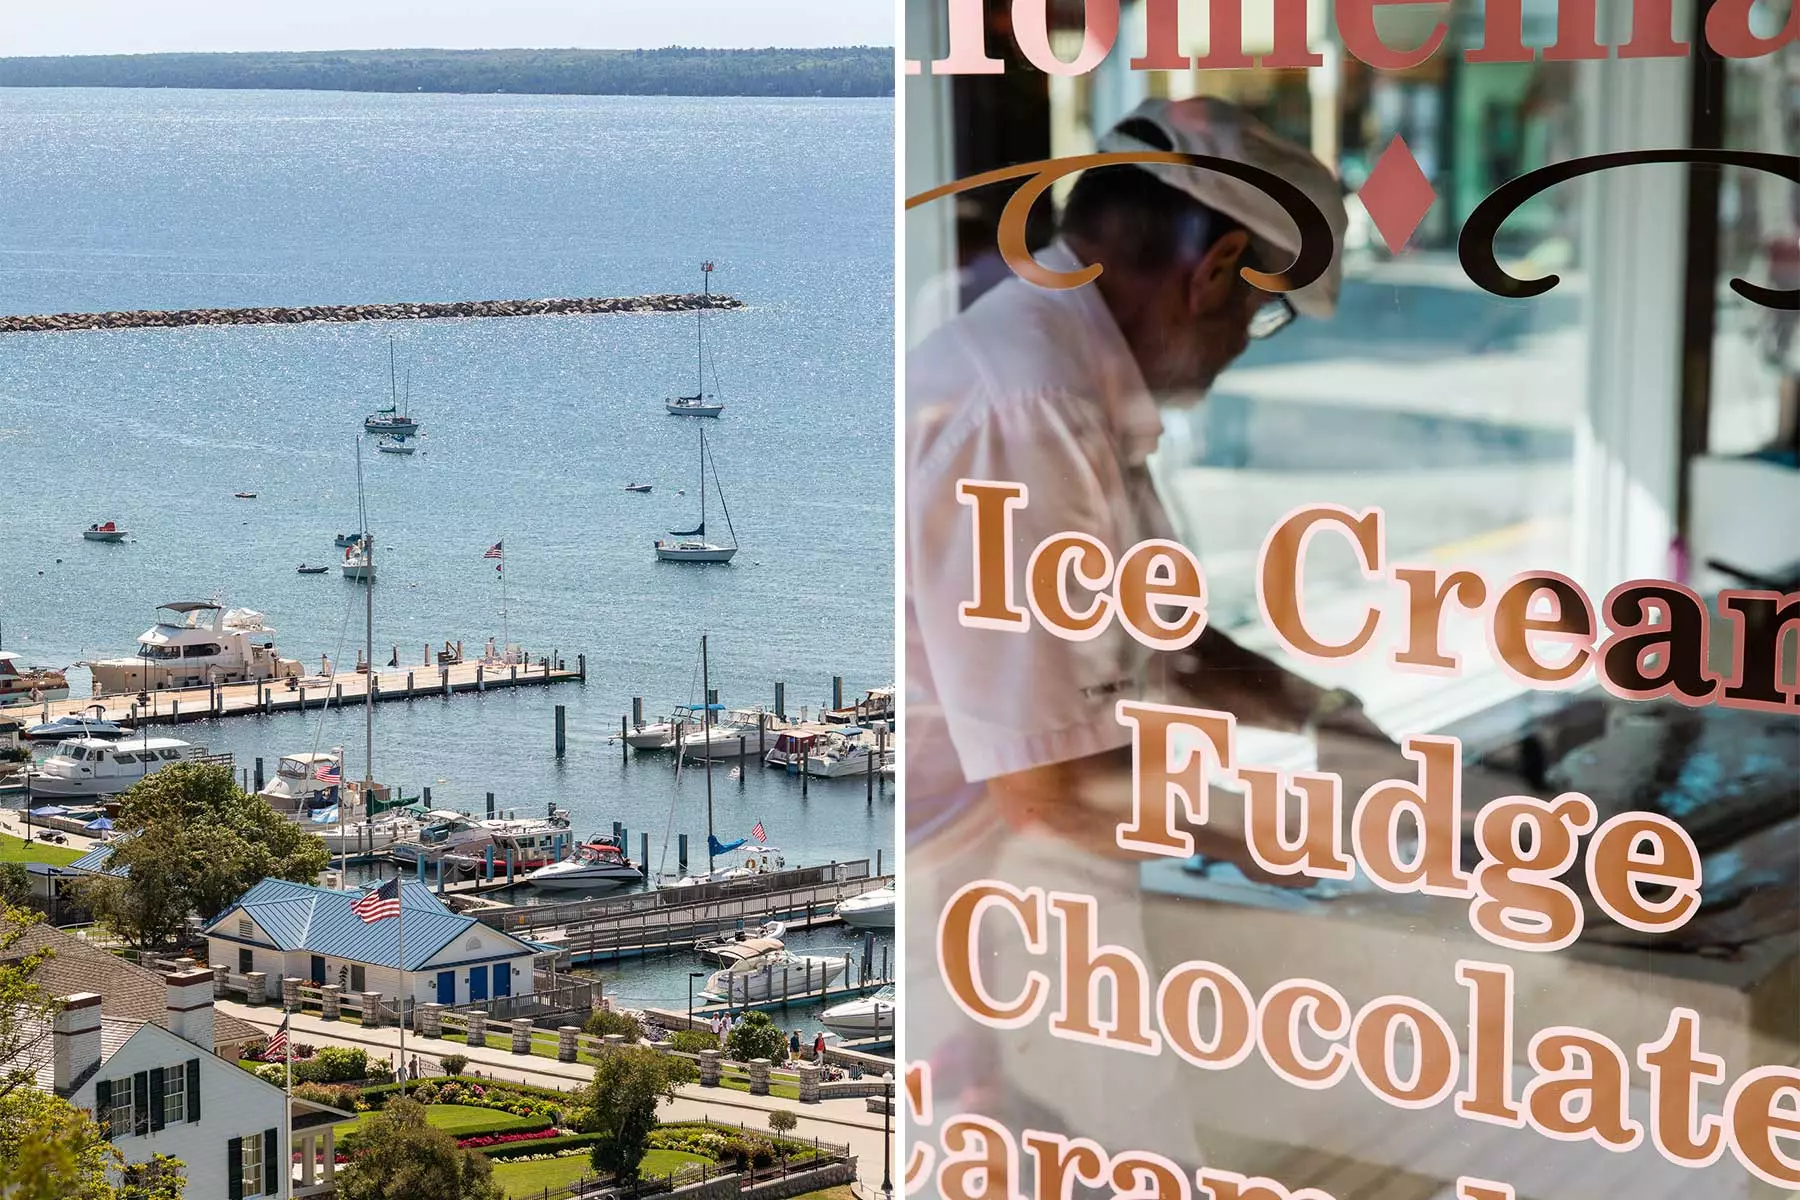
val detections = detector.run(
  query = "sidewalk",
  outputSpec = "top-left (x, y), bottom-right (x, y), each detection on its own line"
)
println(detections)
top-left (218, 999), bottom-right (895, 1193)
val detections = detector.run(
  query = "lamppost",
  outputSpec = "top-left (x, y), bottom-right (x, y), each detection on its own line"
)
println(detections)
top-left (688, 971), bottom-right (705, 1026)
top-left (879, 1070), bottom-right (894, 1199)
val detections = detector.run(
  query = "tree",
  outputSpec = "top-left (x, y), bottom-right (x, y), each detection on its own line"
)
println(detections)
top-left (577, 1046), bottom-right (695, 1183)
top-left (583, 1008), bottom-right (642, 1042)
top-left (335, 1099), bottom-right (502, 1200)
top-left (0, 901), bottom-right (57, 1100)
top-left (766, 1109), bottom-right (798, 1165)
top-left (0, 863), bottom-right (31, 911)
top-left (72, 764), bottom-right (329, 949)
top-left (724, 1011), bottom-right (787, 1065)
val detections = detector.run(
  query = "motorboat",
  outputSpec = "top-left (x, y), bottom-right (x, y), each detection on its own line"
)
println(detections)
top-left (297, 565), bottom-right (329, 575)
top-left (30, 735), bottom-right (212, 798)
top-left (387, 810), bottom-right (495, 866)
top-left (764, 730), bottom-right (821, 770)
top-left (341, 537), bottom-right (375, 583)
top-left (694, 921), bottom-right (787, 965)
top-left (409, 808), bottom-right (574, 871)
top-left (678, 715), bottom-right (776, 762)
top-left (375, 436), bottom-right (416, 455)
top-left (624, 483), bottom-right (653, 493)
top-left (257, 749), bottom-right (344, 811)
top-left (82, 522), bottom-right (127, 543)
top-left (234, 492), bottom-right (257, 499)
top-left (804, 731), bottom-right (881, 779)
top-left (665, 396), bottom-right (724, 417)
top-left (23, 714), bottom-right (127, 742)
top-left (671, 844), bottom-right (785, 887)
top-left (88, 602), bottom-right (300, 695)
top-left (0, 652), bottom-right (70, 709)
top-left (654, 424), bottom-right (737, 563)
top-left (523, 838), bottom-right (642, 890)
top-left (702, 947), bottom-right (847, 1004)
top-left (834, 884), bottom-right (896, 930)
top-left (820, 988), bottom-right (896, 1040)
top-left (823, 686), bottom-right (895, 726)
top-left (622, 704), bottom-right (715, 751)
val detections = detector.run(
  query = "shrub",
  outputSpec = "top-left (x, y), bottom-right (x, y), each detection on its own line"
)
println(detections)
top-left (669, 1030), bottom-right (717, 1054)
top-left (292, 1082), bottom-right (363, 1111)
top-left (439, 1053), bottom-right (470, 1076)
top-left (584, 1008), bottom-right (642, 1042)
top-left (479, 1132), bottom-right (607, 1161)
top-left (767, 1110), bottom-right (798, 1137)
top-left (457, 1127), bottom-right (561, 1150)
top-left (724, 1011), bottom-right (787, 1064)
top-left (312, 1045), bottom-right (370, 1082)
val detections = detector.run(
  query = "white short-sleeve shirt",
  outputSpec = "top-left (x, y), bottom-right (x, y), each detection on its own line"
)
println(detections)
top-left (906, 240), bottom-right (1175, 846)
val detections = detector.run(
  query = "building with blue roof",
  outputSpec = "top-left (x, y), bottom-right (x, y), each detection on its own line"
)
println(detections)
top-left (201, 878), bottom-right (547, 1009)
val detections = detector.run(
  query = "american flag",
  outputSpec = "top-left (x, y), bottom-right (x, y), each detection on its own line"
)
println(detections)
top-left (350, 877), bottom-right (402, 924)
top-left (750, 820), bottom-right (765, 844)
top-left (266, 1019), bottom-right (289, 1061)
top-left (484, 541), bottom-right (504, 575)
top-left (702, 262), bottom-right (714, 273)
top-left (313, 760), bottom-right (341, 784)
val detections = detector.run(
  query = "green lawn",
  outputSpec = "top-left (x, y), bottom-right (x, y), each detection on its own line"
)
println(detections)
top-left (0, 832), bottom-right (83, 867)
top-left (490, 1149), bottom-right (708, 1198)
top-left (336, 1103), bottom-right (534, 1139)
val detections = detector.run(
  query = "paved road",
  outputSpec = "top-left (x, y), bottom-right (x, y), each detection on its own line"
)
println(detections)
top-left (219, 1000), bottom-right (896, 1196)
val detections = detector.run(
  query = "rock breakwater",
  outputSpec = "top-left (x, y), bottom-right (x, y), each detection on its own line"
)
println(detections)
top-left (0, 292), bottom-right (743, 334)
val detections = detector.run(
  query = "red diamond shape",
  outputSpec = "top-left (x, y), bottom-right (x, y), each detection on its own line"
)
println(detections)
top-left (1357, 136), bottom-right (1436, 255)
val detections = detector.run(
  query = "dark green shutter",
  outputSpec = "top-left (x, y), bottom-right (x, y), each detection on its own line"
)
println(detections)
top-left (186, 1059), bottom-right (201, 1123)
top-left (132, 1071), bottom-right (149, 1137)
top-left (262, 1128), bottom-right (277, 1196)
top-left (227, 1136), bottom-right (243, 1200)
top-left (148, 1066), bottom-right (165, 1132)
top-left (93, 1079), bottom-right (112, 1137)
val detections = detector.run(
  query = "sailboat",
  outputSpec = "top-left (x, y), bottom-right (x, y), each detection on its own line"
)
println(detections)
top-left (665, 262), bottom-right (725, 416)
top-left (364, 340), bottom-right (419, 435)
top-left (341, 449), bottom-right (376, 583)
top-left (654, 423), bottom-right (737, 563)
top-left (664, 635), bottom-right (774, 887)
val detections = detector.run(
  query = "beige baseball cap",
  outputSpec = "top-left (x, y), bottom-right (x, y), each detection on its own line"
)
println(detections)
top-left (1096, 96), bottom-right (1347, 320)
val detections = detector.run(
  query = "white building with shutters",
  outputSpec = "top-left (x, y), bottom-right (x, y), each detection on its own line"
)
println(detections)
top-left (31, 968), bottom-right (347, 1198)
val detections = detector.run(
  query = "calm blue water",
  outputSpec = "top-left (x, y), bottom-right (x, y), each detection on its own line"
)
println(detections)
top-left (0, 88), bottom-right (895, 1015)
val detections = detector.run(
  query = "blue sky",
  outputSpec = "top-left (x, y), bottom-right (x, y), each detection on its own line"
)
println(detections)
top-left (0, 1), bottom-right (894, 55)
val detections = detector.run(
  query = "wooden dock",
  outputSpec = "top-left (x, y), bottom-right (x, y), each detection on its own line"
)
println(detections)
top-left (27, 654), bottom-right (585, 729)
top-left (478, 860), bottom-right (891, 965)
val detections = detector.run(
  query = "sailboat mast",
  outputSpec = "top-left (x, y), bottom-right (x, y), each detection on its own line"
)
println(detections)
top-left (388, 339), bottom-right (397, 411)
top-left (696, 267), bottom-right (705, 397)
top-left (698, 425), bottom-right (707, 534)
top-left (702, 634), bottom-right (714, 874)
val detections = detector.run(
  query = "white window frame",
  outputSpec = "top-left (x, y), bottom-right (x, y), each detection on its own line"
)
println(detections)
top-left (107, 1080), bottom-right (134, 1140)
top-left (240, 1131), bottom-right (265, 1198)
top-left (161, 1066), bottom-right (185, 1126)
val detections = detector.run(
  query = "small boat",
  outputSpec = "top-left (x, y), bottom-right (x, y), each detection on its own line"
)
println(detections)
top-left (82, 522), bottom-right (127, 543)
top-left (376, 437), bottom-right (416, 455)
top-left (234, 492), bottom-right (257, 499)
top-left (23, 714), bottom-right (127, 742)
top-left (764, 730), bottom-right (820, 770)
top-left (834, 883), bottom-right (896, 930)
top-left (820, 988), bottom-right (896, 1040)
top-left (30, 735), bottom-right (212, 798)
top-left (694, 921), bottom-right (788, 965)
top-left (804, 730), bottom-right (881, 778)
top-left (297, 564), bottom-right (329, 575)
top-left (523, 838), bottom-right (642, 890)
top-left (624, 483), bottom-right (653, 494)
top-left (655, 424), bottom-right (737, 563)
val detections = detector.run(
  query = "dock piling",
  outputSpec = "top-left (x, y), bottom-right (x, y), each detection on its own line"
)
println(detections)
top-left (554, 705), bottom-right (566, 758)
top-left (442, 668), bottom-right (450, 698)
top-left (422, 786), bottom-right (432, 806)
top-left (866, 744), bottom-right (874, 801)
top-left (876, 849), bottom-right (882, 876)
top-left (640, 833), bottom-right (649, 878)
top-left (476, 666), bottom-right (485, 692)
top-left (505, 850), bottom-right (515, 886)
top-left (738, 737), bottom-right (747, 782)
top-left (775, 682), bottom-right (785, 721)
top-left (631, 697), bottom-right (643, 728)
top-left (406, 671), bottom-right (414, 698)
top-left (578, 653), bottom-right (586, 682)
top-left (486, 793), bottom-right (496, 819)
top-left (758, 712), bottom-right (766, 757)
top-left (678, 834), bottom-right (688, 875)
top-left (254, 757), bottom-right (265, 792)
top-left (621, 716), bottom-right (628, 765)
top-left (833, 677), bottom-right (843, 710)
top-left (612, 821), bottom-right (623, 845)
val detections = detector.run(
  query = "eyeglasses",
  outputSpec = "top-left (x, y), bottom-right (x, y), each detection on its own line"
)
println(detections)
top-left (1248, 294), bottom-right (1296, 340)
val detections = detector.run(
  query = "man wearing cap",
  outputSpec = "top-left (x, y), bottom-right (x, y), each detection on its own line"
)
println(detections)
top-left (905, 98), bottom-right (1399, 1168)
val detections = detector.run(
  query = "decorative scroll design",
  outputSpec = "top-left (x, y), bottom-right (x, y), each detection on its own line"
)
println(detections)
top-left (905, 151), bottom-right (1335, 294)
top-left (1460, 149), bottom-right (1800, 311)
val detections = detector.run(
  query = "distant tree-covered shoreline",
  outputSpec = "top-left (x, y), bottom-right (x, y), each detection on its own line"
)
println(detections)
top-left (0, 46), bottom-right (894, 98)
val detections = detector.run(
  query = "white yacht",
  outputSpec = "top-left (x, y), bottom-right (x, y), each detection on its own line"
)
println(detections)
top-left (30, 736), bottom-right (211, 798)
top-left (0, 652), bottom-right (69, 709)
top-left (523, 839), bottom-right (642, 890)
top-left (88, 602), bottom-right (300, 695)
top-left (623, 704), bottom-right (719, 751)
top-left (702, 947), bottom-right (847, 1004)
top-left (258, 749), bottom-right (344, 812)
top-left (387, 810), bottom-right (496, 865)
top-left (443, 811), bottom-right (575, 874)
top-left (820, 988), bottom-right (896, 1040)
top-left (678, 715), bottom-right (775, 761)
top-left (694, 922), bottom-right (787, 965)
top-left (804, 731), bottom-right (881, 779)
top-left (341, 537), bottom-right (376, 583)
top-left (834, 884), bottom-right (896, 930)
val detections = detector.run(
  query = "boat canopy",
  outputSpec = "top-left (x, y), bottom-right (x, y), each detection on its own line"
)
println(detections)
top-left (708, 834), bottom-right (748, 856)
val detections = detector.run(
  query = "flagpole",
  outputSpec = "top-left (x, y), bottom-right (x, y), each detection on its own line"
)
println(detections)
top-left (282, 1007), bottom-right (292, 1167)
top-left (396, 886), bottom-right (407, 1099)
top-left (499, 541), bottom-right (508, 660)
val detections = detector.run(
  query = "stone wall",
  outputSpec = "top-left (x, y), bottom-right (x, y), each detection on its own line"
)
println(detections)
top-left (662, 1159), bottom-right (856, 1200)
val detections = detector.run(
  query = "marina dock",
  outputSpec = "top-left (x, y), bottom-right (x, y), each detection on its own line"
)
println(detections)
top-left (22, 654), bottom-right (585, 729)
top-left (477, 860), bottom-right (891, 965)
